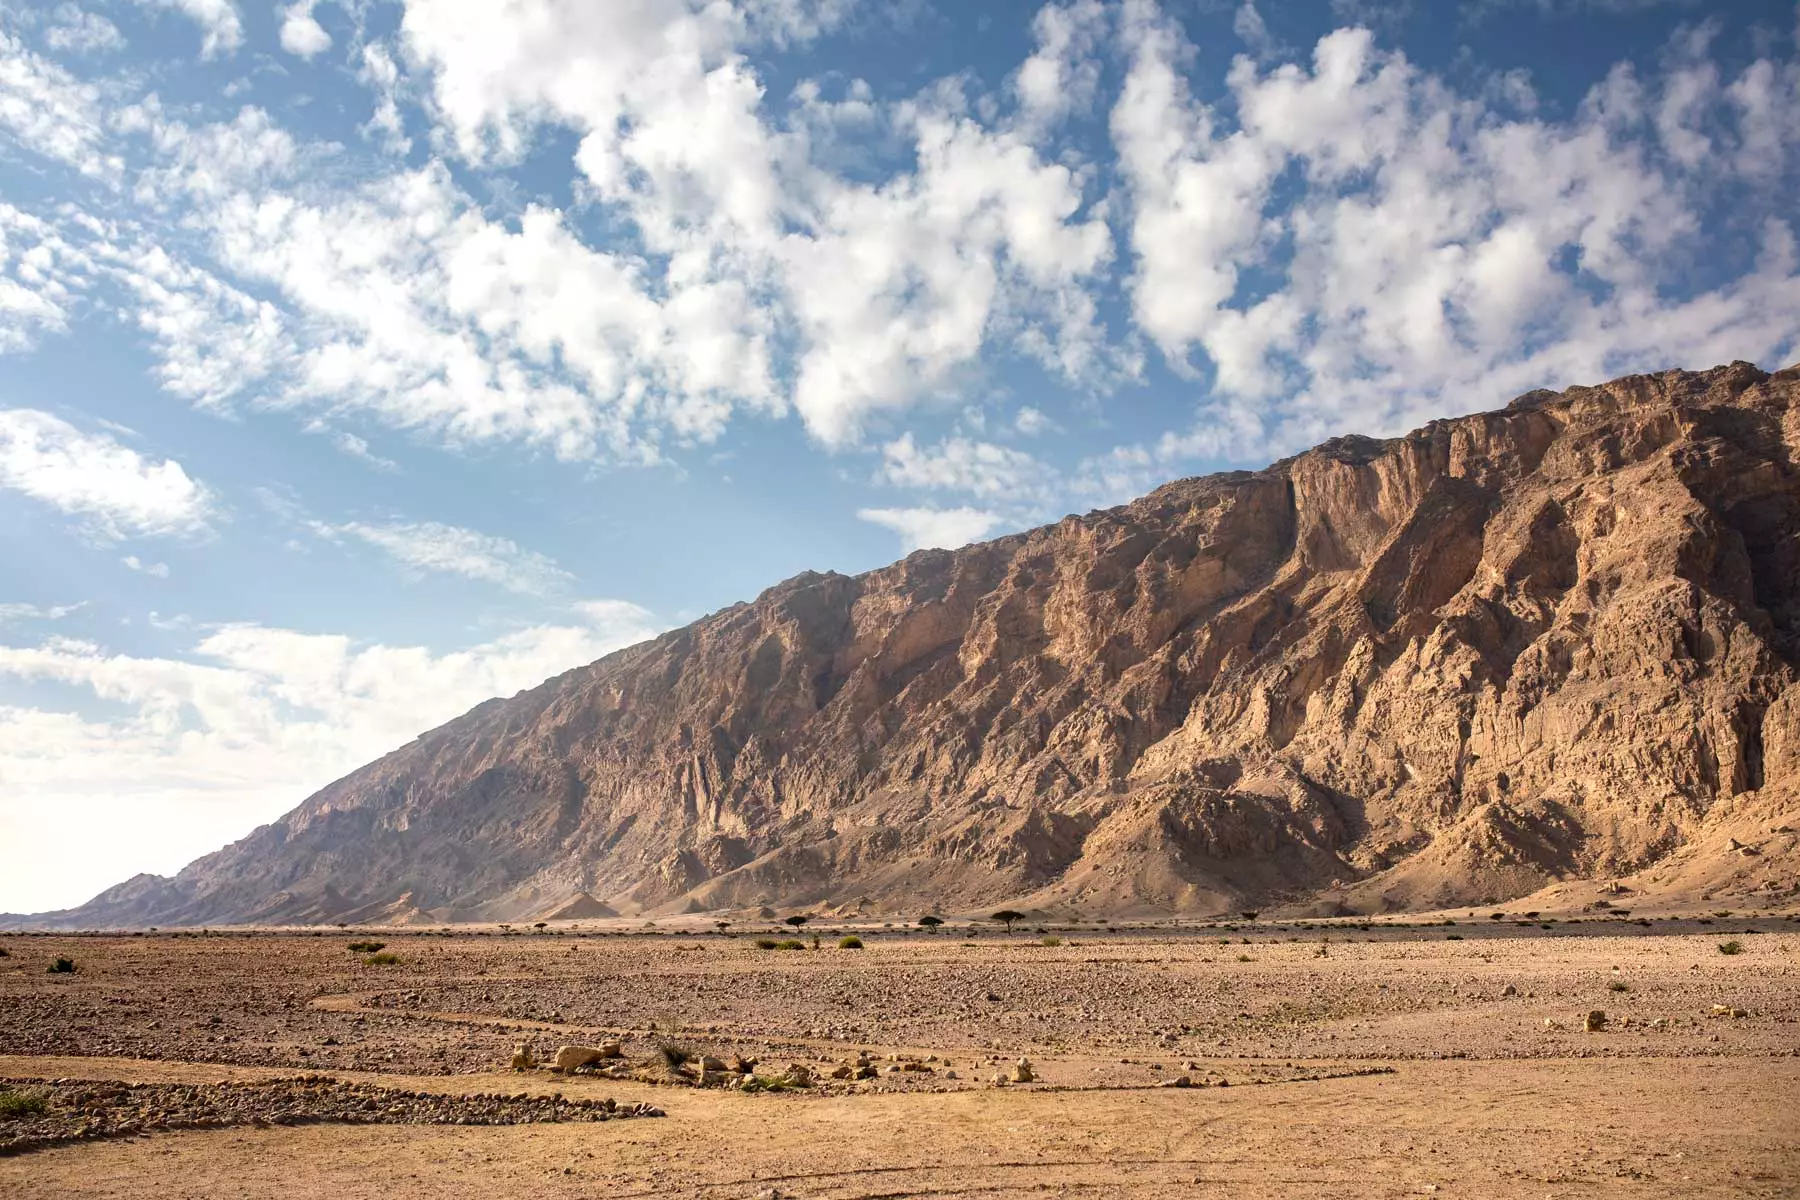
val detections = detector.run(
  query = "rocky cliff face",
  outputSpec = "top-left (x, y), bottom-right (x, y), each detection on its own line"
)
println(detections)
top-left (17, 362), bottom-right (1800, 926)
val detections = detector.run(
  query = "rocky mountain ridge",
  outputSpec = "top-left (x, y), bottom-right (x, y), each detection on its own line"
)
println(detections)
top-left (11, 361), bottom-right (1800, 927)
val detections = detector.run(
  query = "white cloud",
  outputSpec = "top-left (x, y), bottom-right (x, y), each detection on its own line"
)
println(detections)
top-left (0, 601), bottom-right (83, 624)
top-left (875, 432), bottom-right (1057, 503)
top-left (0, 409), bottom-right (215, 539)
top-left (1013, 1), bottom-right (1109, 129)
top-left (857, 505), bottom-right (1003, 552)
top-left (43, 5), bottom-right (126, 55)
top-left (128, 0), bottom-right (242, 59)
top-left (1109, 2), bottom-right (1800, 459)
top-left (0, 599), bottom-right (661, 911)
top-left (322, 519), bottom-right (572, 596)
top-left (1013, 405), bottom-right (1057, 436)
top-left (0, 30), bottom-right (123, 180)
top-left (277, 1), bottom-right (331, 58)
top-left (121, 554), bottom-right (171, 578)
top-left (1233, 2), bottom-right (1286, 63)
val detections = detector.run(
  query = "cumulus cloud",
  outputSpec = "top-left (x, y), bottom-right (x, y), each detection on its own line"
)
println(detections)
top-left (0, 409), bottom-right (214, 539)
top-left (1110, 1), bottom-right (1800, 460)
top-left (121, 554), bottom-right (171, 577)
top-left (321, 520), bottom-right (572, 596)
top-left (277, 1), bottom-right (331, 59)
top-left (857, 505), bottom-right (1003, 552)
top-left (0, 599), bottom-right (661, 911)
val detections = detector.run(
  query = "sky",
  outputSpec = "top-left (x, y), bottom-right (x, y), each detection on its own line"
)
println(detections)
top-left (0, 0), bottom-right (1796, 914)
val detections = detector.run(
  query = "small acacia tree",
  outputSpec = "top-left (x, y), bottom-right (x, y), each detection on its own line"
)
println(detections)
top-left (917, 915), bottom-right (944, 933)
top-left (991, 910), bottom-right (1025, 933)
top-left (784, 915), bottom-right (810, 931)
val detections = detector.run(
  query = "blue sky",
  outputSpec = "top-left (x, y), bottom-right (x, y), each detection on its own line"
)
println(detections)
top-left (0, 0), bottom-right (1796, 913)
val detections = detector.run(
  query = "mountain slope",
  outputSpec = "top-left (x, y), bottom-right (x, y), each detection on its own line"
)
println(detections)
top-left (15, 361), bottom-right (1800, 927)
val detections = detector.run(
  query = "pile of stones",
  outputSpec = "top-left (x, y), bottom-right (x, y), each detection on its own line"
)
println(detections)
top-left (0, 1075), bottom-right (661, 1156)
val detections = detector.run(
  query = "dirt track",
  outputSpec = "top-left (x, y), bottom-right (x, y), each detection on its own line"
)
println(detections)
top-left (1, 917), bottom-right (1796, 1197)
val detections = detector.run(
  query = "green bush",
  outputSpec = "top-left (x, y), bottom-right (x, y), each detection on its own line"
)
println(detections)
top-left (347, 941), bottom-right (386, 953)
top-left (1718, 940), bottom-right (1744, 955)
top-left (776, 939), bottom-right (806, 950)
top-left (1608, 980), bottom-right (1629, 992)
top-left (1040, 935), bottom-right (1062, 947)
top-left (364, 952), bottom-right (402, 966)
top-left (0, 1089), bottom-right (49, 1119)
top-left (753, 938), bottom-right (779, 950)
top-left (46, 957), bottom-right (75, 974)
top-left (838, 936), bottom-right (864, 949)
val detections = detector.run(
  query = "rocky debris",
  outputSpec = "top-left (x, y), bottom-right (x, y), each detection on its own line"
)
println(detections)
top-left (0, 1075), bottom-right (661, 1157)
top-left (1709, 1005), bottom-right (1749, 1018)
top-left (1011, 1057), bottom-right (1034, 1084)
top-left (22, 361), bottom-right (1800, 929)
top-left (781, 1063), bottom-right (812, 1088)
top-left (1158, 1076), bottom-right (1193, 1088)
top-left (510, 1043), bottom-right (535, 1071)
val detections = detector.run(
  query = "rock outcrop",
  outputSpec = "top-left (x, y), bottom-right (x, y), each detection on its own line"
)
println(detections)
top-left (11, 362), bottom-right (1800, 927)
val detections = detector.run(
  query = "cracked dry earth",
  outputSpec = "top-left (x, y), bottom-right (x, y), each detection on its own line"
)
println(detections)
top-left (1, 920), bottom-right (1797, 1198)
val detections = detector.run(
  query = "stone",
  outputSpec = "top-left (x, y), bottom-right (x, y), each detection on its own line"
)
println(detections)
top-left (551, 1045), bottom-right (619, 1072)
top-left (1158, 1076), bottom-right (1193, 1088)
top-left (783, 1063), bottom-right (812, 1087)
top-left (1011, 1057), bottom-right (1034, 1084)
top-left (510, 1044), bottom-right (536, 1071)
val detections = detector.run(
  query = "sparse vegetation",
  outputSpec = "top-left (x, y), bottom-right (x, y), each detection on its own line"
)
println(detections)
top-left (364, 952), bottom-right (402, 966)
top-left (347, 941), bottom-right (386, 953)
top-left (839, 936), bottom-right (864, 949)
top-left (1609, 980), bottom-right (1630, 992)
top-left (754, 938), bottom-right (779, 950)
top-left (0, 946), bottom-right (9, 957)
top-left (917, 915), bottom-right (944, 932)
top-left (655, 1039), bottom-right (695, 1071)
top-left (1240, 910), bottom-right (1259, 921)
top-left (991, 910), bottom-right (1025, 933)
top-left (1236, 953), bottom-right (1254, 962)
top-left (0, 1088), bottom-right (49, 1119)
top-left (1719, 940), bottom-right (1744, 955)
top-left (1040, 935), bottom-right (1062, 947)
top-left (46, 957), bottom-right (75, 974)
top-left (784, 915), bottom-right (810, 930)
top-left (776, 939), bottom-right (806, 950)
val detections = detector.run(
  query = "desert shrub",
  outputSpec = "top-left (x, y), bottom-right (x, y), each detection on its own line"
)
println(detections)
top-left (917, 915), bottom-right (943, 931)
top-left (776, 939), bottom-right (806, 950)
top-left (1609, 981), bottom-right (1629, 992)
top-left (1489, 913), bottom-right (1505, 920)
top-left (1446, 934), bottom-right (1464, 941)
top-left (0, 1089), bottom-right (48, 1119)
top-left (46, 957), bottom-right (75, 974)
top-left (655, 1040), bottom-right (694, 1070)
top-left (754, 938), bottom-right (779, 950)
top-left (364, 952), bottom-right (402, 966)
top-left (838, 936), bottom-right (864, 949)
top-left (347, 941), bottom-right (386, 953)
top-left (0, 946), bottom-right (9, 957)
top-left (1718, 941), bottom-right (1744, 955)
top-left (1040, 935), bottom-right (1062, 947)
top-left (1235, 953), bottom-right (1254, 963)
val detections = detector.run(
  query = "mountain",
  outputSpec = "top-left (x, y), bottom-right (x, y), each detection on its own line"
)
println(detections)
top-left (11, 361), bottom-right (1800, 928)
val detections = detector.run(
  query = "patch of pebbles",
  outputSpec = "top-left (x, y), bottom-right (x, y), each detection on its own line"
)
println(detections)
top-left (0, 1075), bottom-right (662, 1157)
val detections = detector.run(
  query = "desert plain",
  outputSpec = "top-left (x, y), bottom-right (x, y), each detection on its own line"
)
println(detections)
top-left (2, 907), bottom-right (1797, 1199)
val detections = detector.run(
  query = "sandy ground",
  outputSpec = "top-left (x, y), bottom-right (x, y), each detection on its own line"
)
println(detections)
top-left (1, 914), bottom-right (1796, 1197)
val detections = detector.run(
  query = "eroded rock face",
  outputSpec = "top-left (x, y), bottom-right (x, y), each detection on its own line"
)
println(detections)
top-left (20, 362), bottom-right (1800, 925)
